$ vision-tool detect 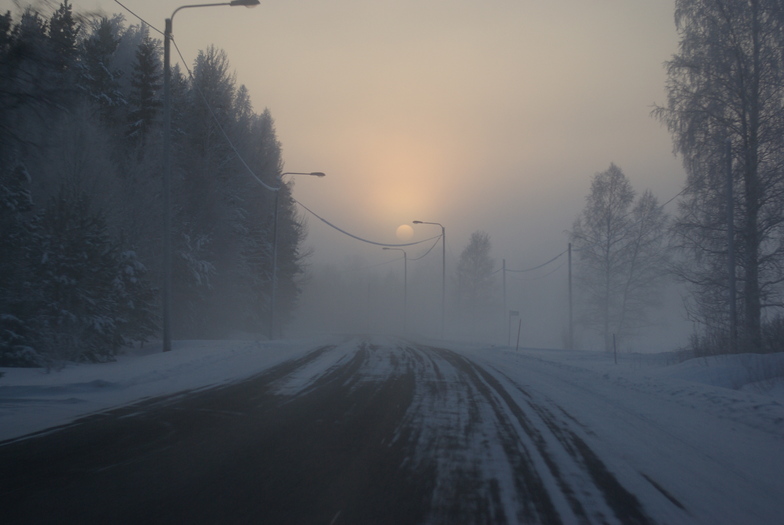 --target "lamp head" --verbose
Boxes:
[413,220,423,224]
[230,0,260,6]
